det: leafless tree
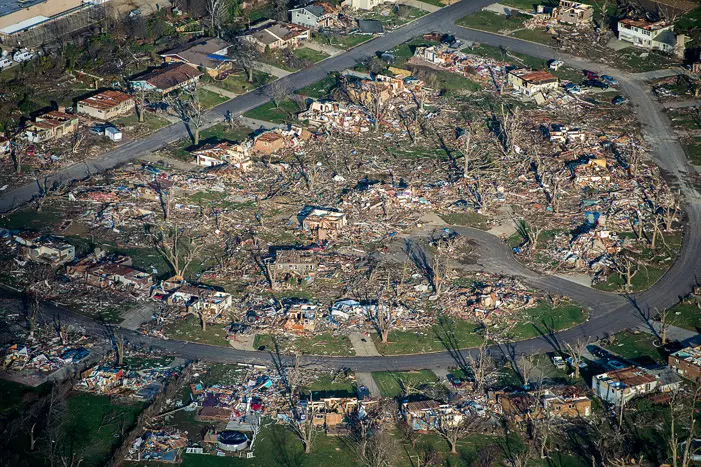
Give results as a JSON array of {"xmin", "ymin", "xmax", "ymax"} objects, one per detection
[
  {"xmin": 227, "ymin": 37, "xmax": 259, "ymax": 82},
  {"xmin": 206, "ymin": 0, "xmax": 229, "ymax": 36},
  {"xmin": 342, "ymin": 79, "xmax": 389, "ymax": 132},
  {"xmin": 147, "ymin": 222, "xmax": 205, "ymax": 279},
  {"xmin": 612, "ymin": 251, "xmax": 640, "ymax": 292},
  {"xmin": 668, "ymin": 384, "xmax": 700, "ymax": 467},
  {"xmin": 10, "ymin": 137, "xmax": 27, "ymax": 174},
  {"xmin": 564, "ymin": 337, "xmax": 589, "ymax": 380},
  {"xmin": 168, "ymin": 82, "xmax": 205, "ymax": 145},
  {"xmin": 656, "ymin": 307, "xmax": 674, "ymax": 345},
  {"xmin": 516, "ymin": 219, "xmax": 545, "ymax": 252},
  {"xmin": 269, "ymin": 79, "xmax": 292, "ymax": 109},
  {"xmin": 436, "ymin": 413, "xmax": 482, "ymax": 455},
  {"xmin": 135, "ymin": 86, "xmax": 147, "ymax": 123},
  {"xmin": 115, "ymin": 332, "xmax": 125, "ymax": 365},
  {"xmin": 350, "ymin": 415, "xmax": 398, "ymax": 467}
]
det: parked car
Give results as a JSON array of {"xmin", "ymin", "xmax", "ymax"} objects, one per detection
[
  {"xmin": 583, "ymin": 79, "xmax": 609, "ymax": 89},
  {"xmin": 564, "ymin": 82, "xmax": 582, "ymax": 94},
  {"xmin": 448, "ymin": 39, "xmax": 462, "ymax": 49},
  {"xmin": 441, "ymin": 34, "xmax": 456, "ymax": 45},
  {"xmin": 12, "ymin": 48, "xmax": 34, "ymax": 62},
  {"xmin": 549, "ymin": 59, "xmax": 564, "ymax": 70},
  {"xmin": 584, "ymin": 70, "xmax": 599, "ymax": 80},
  {"xmin": 612, "ymin": 95, "xmax": 627, "ymax": 105},
  {"xmin": 601, "ymin": 75, "xmax": 618, "ymax": 86},
  {"xmin": 0, "ymin": 56, "xmax": 12, "ymax": 70}
]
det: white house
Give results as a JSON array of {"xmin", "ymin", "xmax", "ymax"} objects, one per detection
[
  {"xmin": 289, "ymin": 3, "xmax": 339, "ymax": 30},
  {"xmin": 617, "ymin": 19, "xmax": 687, "ymax": 56},
  {"xmin": 342, "ymin": 0, "xmax": 391, "ymax": 11},
  {"xmin": 592, "ymin": 367, "xmax": 658, "ymax": 406}
]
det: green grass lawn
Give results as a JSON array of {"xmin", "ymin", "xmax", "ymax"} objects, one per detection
[
  {"xmin": 313, "ymin": 33, "xmax": 373, "ymax": 50},
  {"xmin": 0, "ymin": 379, "xmax": 48, "ymax": 417},
  {"xmin": 253, "ymin": 333, "xmax": 354, "ymax": 356},
  {"xmin": 164, "ymin": 315, "xmax": 230, "ymax": 346},
  {"xmin": 296, "ymin": 73, "xmax": 339, "ymax": 98},
  {"xmin": 430, "ymin": 69, "xmax": 481, "ymax": 95},
  {"xmin": 293, "ymin": 47, "xmax": 330, "ymax": 63},
  {"xmin": 668, "ymin": 300, "xmax": 701, "ymax": 332},
  {"xmin": 112, "ymin": 112, "xmax": 170, "ymax": 132},
  {"xmin": 170, "ymin": 123, "xmax": 253, "ymax": 160},
  {"xmin": 684, "ymin": 137, "xmax": 701, "ymax": 165},
  {"xmin": 511, "ymin": 28, "xmax": 557, "ymax": 45},
  {"xmin": 212, "ymin": 71, "xmax": 273, "ymax": 94},
  {"xmin": 508, "ymin": 301, "xmax": 587, "ymax": 340},
  {"xmin": 243, "ymin": 99, "xmax": 300, "ymax": 124},
  {"xmin": 372, "ymin": 370, "xmax": 438, "ymax": 397},
  {"xmin": 360, "ymin": 5, "xmax": 427, "ymax": 28},
  {"xmin": 439, "ymin": 211, "xmax": 489, "ymax": 229},
  {"xmin": 303, "ymin": 374, "xmax": 357, "ymax": 398},
  {"xmin": 593, "ymin": 267, "xmax": 666, "ymax": 292},
  {"xmin": 456, "ymin": 10, "xmax": 529, "ymax": 33},
  {"xmin": 415, "ymin": 0, "xmax": 446, "ymax": 6},
  {"xmin": 373, "ymin": 319, "xmax": 484, "ymax": 355},
  {"xmin": 499, "ymin": 0, "xmax": 556, "ymax": 10},
  {"xmin": 258, "ymin": 53, "xmax": 298, "ymax": 72},
  {"xmin": 0, "ymin": 206, "xmax": 64, "ymax": 230},
  {"xmin": 198, "ymin": 87, "xmax": 229, "ymax": 109},
  {"xmin": 602, "ymin": 331, "xmax": 664, "ymax": 365},
  {"xmin": 62, "ymin": 393, "xmax": 143, "ymax": 467}
]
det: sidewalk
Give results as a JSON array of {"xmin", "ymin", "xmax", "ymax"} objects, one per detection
[
  {"xmin": 401, "ymin": 0, "xmax": 441, "ymax": 13},
  {"xmin": 202, "ymin": 83, "xmax": 238, "ymax": 99},
  {"xmin": 238, "ymin": 116, "xmax": 286, "ymax": 131},
  {"xmin": 253, "ymin": 61, "xmax": 292, "ymax": 78},
  {"xmin": 303, "ymin": 41, "xmax": 344, "ymax": 57},
  {"xmin": 636, "ymin": 322, "xmax": 701, "ymax": 347}
]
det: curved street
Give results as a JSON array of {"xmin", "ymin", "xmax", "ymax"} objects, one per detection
[{"xmin": 9, "ymin": 2, "xmax": 701, "ymax": 371}]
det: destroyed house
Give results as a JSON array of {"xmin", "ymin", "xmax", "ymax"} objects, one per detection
[
  {"xmin": 402, "ymin": 400, "xmax": 463, "ymax": 431},
  {"xmin": 76, "ymin": 90, "xmax": 135, "ymax": 120},
  {"xmin": 498, "ymin": 392, "xmax": 540, "ymax": 423},
  {"xmin": 161, "ymin": 37, "xmax": 233, "ymax": 77},
  {"xmin": 553, "ymin": 1, "xmax": 593, "ymax": 25},
  {"xmin": 16, "ymin": 234, "xmax": 75, "ymax": 266},
  {"xmin": 130, "ymin": 63, "xmax": 203, "ymax": 95},
  {"xmin": 242, "ymin": 21, "xmax": 310, "ymax": 52},
  {"xmin": 83, "ymin": 263, "xmax": 152, "ymax": 291},
  {"xmin": 191, "ymin": 141, "xmax": 252, "ymax": 169},
  {"xmin": 253, "ymin": 131, "xmax": 286, "ymax": 155},
  {"xmin": 289, "ymin": 3, "xmax": 339, "ymax": 30},
  {"xmin": 300, "ymin": 207, "xmax": 347, "ymax": 240},
  {"xmin": 669, "ymin": 346, "xmax": 701, "ymax": 382},
  {"xmin": 273, "ymin": 250, "xmax": 318, "ymax": 276},
  {"xmin": 507, "ymin": 69, "xmax": 559, "ymax": 97},
  {"xmin": 307, "ymin": 397, "xmax": 363, "ymax": 433},
  {"xmin": 592, "ymin": 367, "xmax": 658, "ymax": 406},
  {"xmin": 167, "ymin": 286, "xmax": 233, "ymax": 317},
  {"xmin": 284, "ymin": 303, "xmax": 318, "ymax": 333},
  {"xmin": 25, "ymin": 110, "xmax": 79, "ymax": 143},
  {"xmin": 541, "ymin": 388, "xmax": 591, "ymax": 418}
]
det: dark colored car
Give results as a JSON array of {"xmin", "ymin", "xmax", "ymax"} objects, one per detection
[
  {"xmin": 612, "ymin": 95, "xmax": 627, "ymax": 105},
  {"xmin": 447, "ymin": 374, "xmax": 463, "ymax": 387},
  {"xmin": 583, "ymin": 79, "xmax": 609, "ymax": 89}
]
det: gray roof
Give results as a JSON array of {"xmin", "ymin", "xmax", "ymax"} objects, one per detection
[
  {"xmin": 292, "ymin": 4, "xmax": 324, "ymax": 17},
  {"xmin": 0, "ymin": 0, "xmax": 46, "ymax": 18}
]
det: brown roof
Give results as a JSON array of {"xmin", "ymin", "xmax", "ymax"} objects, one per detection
[
  {"xmin": 405, "ymin": 400, "xmax": 441, "ymax": 412},
  {"xmin": 136, "ymin": 63, "xmax": 202, "ymax": 91},
  {"xmin": 79, "ymin": 90, "xmax": 133, "ymax": 111},
  {"xmin": 604, "ymin": 367, "xmax": 657, "ymax": 387},
  {"xmin": 512, "ymin": 69, "xmax": 558, "ymax": 84},
  {"xmin": 161, "ymin": 37, "xmax": 232, "ymax": 70},
  {"xmin": 619, "ymin": 18, "xmax": 669, "ymax": 31},
  {"xmin": 256, "ymin": 131, "xmax": 284, "ymax": 143}
]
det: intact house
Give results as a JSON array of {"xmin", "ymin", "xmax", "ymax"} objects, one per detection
[
  {"xmin": 191, "ymin": 142, "xmax": 252, "ymax": 169},
  {"xmin": 289, "ymin": 3, "xmax": 340, "ymax": 30},
  {"xmin": 130, "ymin": 63, "xmax": 203, "ymax": 96},
  {"xmin": 617, "ymin": 19, "xmax": 689, "ymax": 57},
  {"xmin": 507, "ymin": 69, "xmax": 559, "ymax": 97},
  {"xmin": 14, "ymin": 233, "xmax": 75, "ymax": 266},
  {"xmin": 76, "ymin": 90, "xmax": 135, "ymax": 120},
  {"xmin": 25, "ymin": 110, "xmax": 79, "ymax": 143},
  {"xmin": 592, "ymin": 367, "xmax": 658, "ymax": 406},
  {"xmin": 342, "ymin": 0, "xmax": 390, "ymax": 11},
  {"xmin": 242, "ymin": 21, "xmax": 310, "ymax": 52},
  {"xmin": 669, "ymin": 345, "xmax": 701, "ymax": 382},
  {"xmin": 161, "ymin": 37, "xmax": 233, "ymax": 78},
  {"xmin": 298, "ymin": 206, "xmax": 347, "ymax": 241},
  {"xmin": 553, "ymin": 0, "xmax": 593, "ymax": 26}
]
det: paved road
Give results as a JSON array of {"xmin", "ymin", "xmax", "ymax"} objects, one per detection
[{"xmin": 6, "ymin": 4, "xmax": 701, "ymax": 371}]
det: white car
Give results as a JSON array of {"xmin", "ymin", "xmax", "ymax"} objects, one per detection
[
  {"xmin": 13, "ymin": 49, "xmax": 34, "ymax": 62},
  {"xmin": 549, "ymin": 60, "xmax": 564, "ymax": 70},
  {"xmin": 0, "ymin": 57, "xmax": 12, "ymax": 69}
]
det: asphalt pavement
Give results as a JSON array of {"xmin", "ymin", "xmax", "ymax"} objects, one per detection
[{"xmin": 4, "ymin": 3, "xmax": 701, "ymax": 371}]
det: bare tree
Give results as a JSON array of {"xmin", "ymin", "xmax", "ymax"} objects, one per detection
[
  {"xmin": 656, "ymin": 307, "xmax": 674, "ymax": 345},
  {"xmin": 564, "ymin": 338, "xmax": 589, "ymax": 380},
  {"xmin": 436, "ymin": 412, "xmax": 480, "ymax": 455},
  {"xmin": 668, "ymin": 385, "xmax": 701, "ymax": 467},
  {"xmin": 135, "ymin": 86, "xmax": 147, "ymax": 123},
  {"xmin": 343, "ymin": 79, "xmax": 389, "ymax": 132},
  {"xmin": 269, "ymin": 79, "xmax": 292, "ymax": 109},
  {"xmin": 115, "ymin": 333, "xmax": 125, "ymax": 366},
  {"xmin": 206, "ymin": 0, "xmax": 229, "ymax": 36},
  {"xmin": 147, "ymin": 222, "xmax": 205, "ymax": 279},
  {"xmin": 612, "ymin": 251, "xmax": 640, "ymax": 292},
  {"xmin": 288, "ymin": 393, "xmax": 319, "ymax": 454},
  {"xmin": 350, "ymin": 413, "xmax": 398, "ymax": 467},
  {"xmin": 168, "ymin": 82, "xmax": 205, "ymax": 145},
  {"xmin": 9, "ymin": 137, "xmax": 27, "ymax": 174},
  {"xmin": 227, "ymin": 37, "xmax": 259, "ymax": 82}
]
